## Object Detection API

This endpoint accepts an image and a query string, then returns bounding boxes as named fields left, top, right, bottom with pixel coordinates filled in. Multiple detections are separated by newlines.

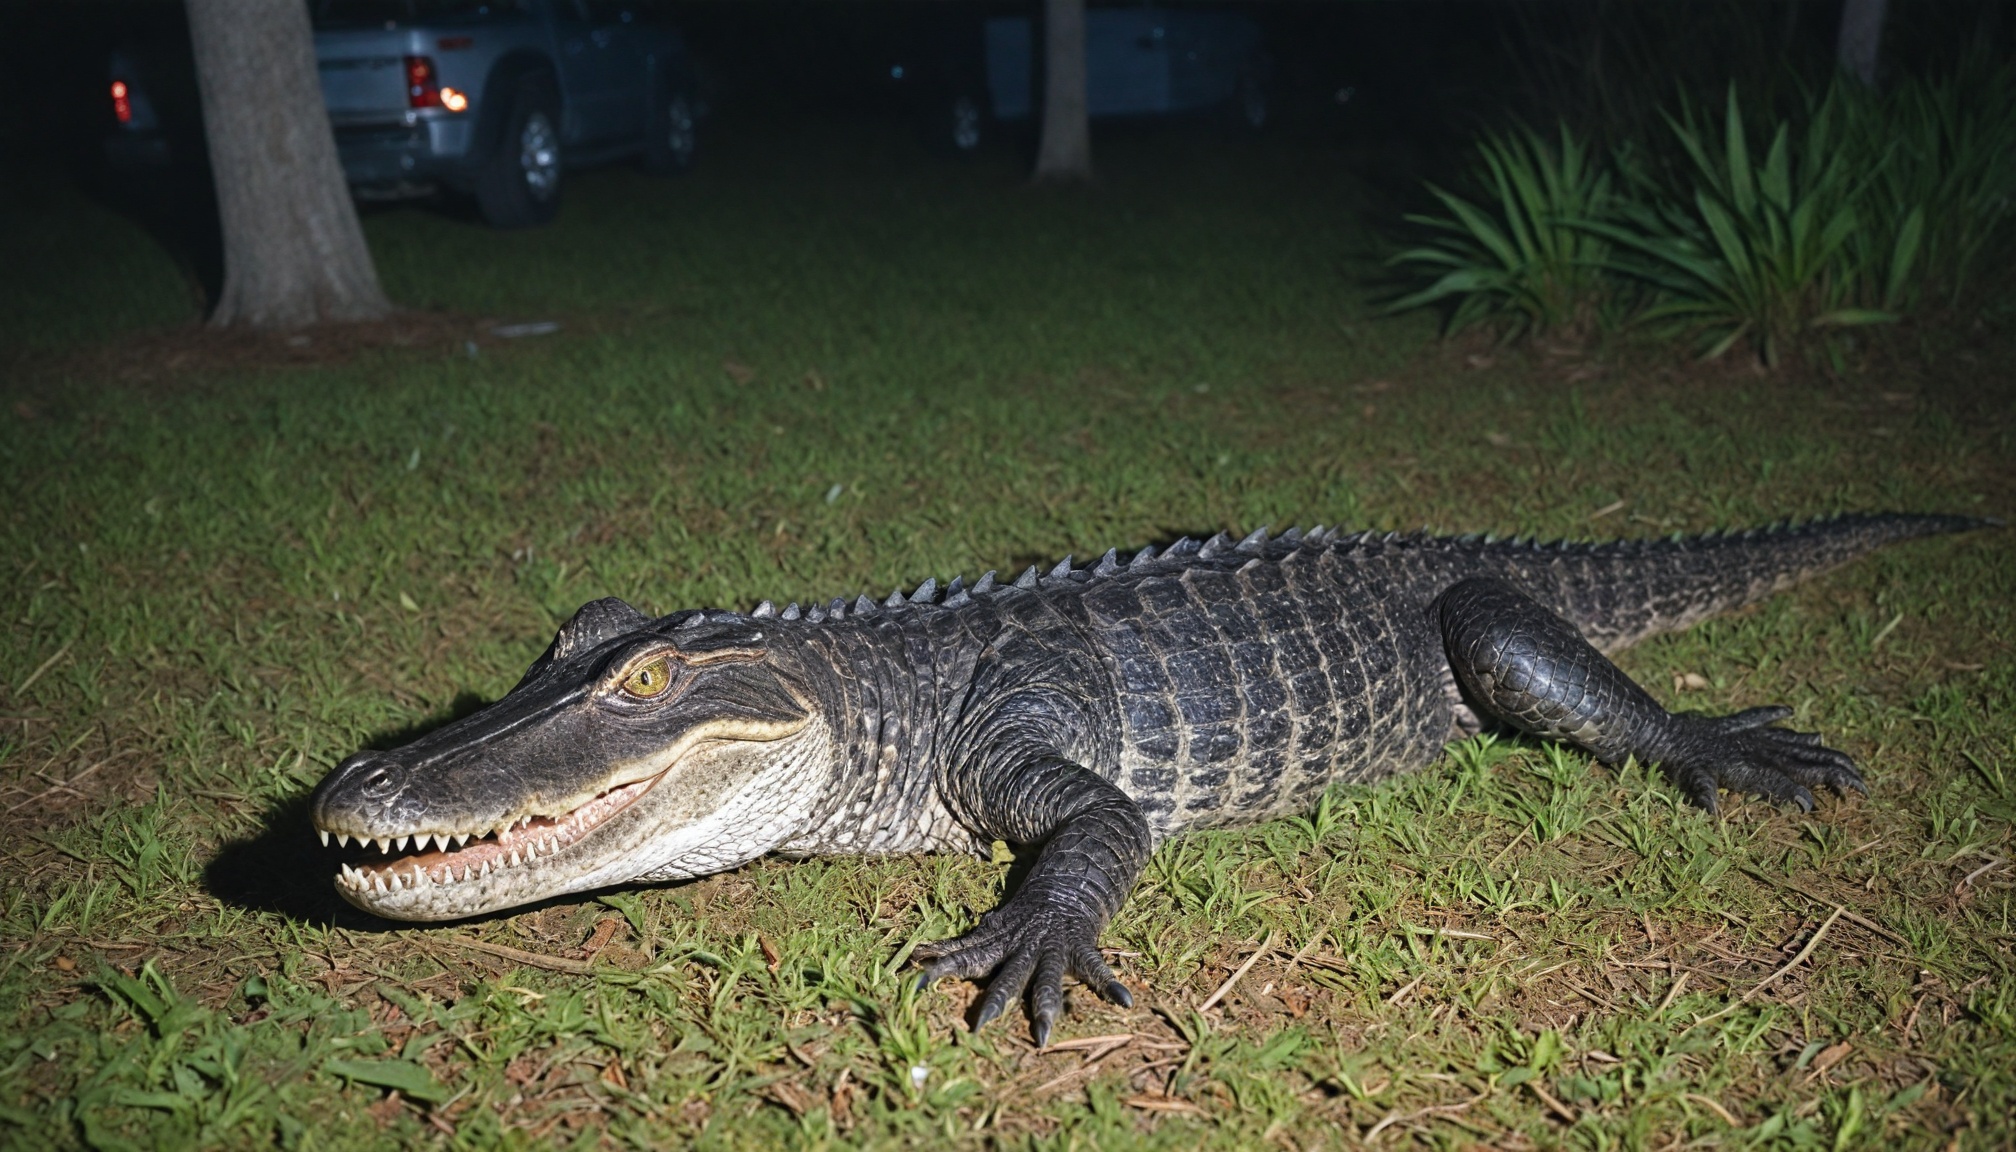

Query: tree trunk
left=1032, top=0, right=1091, bottom=182
left=185, top=0, right=391, bottom=328
left=1836, top=0, right=1888, bottom=87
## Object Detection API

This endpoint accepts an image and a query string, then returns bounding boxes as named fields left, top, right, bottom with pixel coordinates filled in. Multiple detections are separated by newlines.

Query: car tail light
left=111, top=79, right=132, bottom=124
left=404, top=55, right=440, bottom=108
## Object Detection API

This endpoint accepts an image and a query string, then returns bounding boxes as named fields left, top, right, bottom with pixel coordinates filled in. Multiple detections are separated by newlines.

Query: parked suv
left=107, top=0, right=701, bottom=227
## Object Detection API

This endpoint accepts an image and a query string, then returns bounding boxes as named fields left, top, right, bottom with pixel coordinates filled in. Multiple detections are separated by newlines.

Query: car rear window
left=313, top=0, right=529, bottom=28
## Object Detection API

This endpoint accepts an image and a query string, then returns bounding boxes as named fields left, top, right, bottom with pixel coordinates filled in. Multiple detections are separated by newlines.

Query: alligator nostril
left=316, top=751, right=400, bottom=808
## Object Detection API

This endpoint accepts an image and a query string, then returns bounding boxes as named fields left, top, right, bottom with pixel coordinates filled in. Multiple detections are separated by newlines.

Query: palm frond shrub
left=1389, top=69, right=2016, bottom=366
left=1837, top=61, right=2016, bottom=306
left=1585, top=87, right=1908, bottom=366
left=1385, top=124, right=1617, bottom=340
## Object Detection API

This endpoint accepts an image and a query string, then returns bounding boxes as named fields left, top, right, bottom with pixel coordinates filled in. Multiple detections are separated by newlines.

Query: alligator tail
left=1524, top=512, right=2000, bottom=652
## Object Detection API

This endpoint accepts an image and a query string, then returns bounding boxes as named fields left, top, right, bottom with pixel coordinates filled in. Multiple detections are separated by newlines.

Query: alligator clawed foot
left=913, top=898, right=1131, bottom=1046
left=1661, top=706, right=1866, bottom=816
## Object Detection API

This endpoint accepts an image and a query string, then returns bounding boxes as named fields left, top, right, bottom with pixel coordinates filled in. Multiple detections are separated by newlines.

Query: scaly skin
left=311, top=512, right=1993, bottom=1044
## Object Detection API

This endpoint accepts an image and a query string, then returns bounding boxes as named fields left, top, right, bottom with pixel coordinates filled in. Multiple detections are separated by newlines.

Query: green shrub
left=1592, top=87, right=1911, bottom=366
left=1389, top=66, right=2016, bottom=366
left=1837, top=60, right=2016, bottom=306
left=1384, top=123, right=1617, bottom=340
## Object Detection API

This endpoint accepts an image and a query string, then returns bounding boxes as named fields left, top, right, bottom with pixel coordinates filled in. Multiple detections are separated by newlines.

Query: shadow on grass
left=205, top=692, right=495, bottom=928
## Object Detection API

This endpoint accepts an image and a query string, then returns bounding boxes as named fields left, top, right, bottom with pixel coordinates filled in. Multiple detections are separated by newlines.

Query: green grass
left=3, top=113, right=2014, bottom=1149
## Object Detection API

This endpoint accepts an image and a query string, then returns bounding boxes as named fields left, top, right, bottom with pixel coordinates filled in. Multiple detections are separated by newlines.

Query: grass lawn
left=2, top=111, right=2013, bottom=1149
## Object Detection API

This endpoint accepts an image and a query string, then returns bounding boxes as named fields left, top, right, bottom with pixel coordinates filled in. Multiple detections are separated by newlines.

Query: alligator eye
left=621, top=656, right=674, bottom=699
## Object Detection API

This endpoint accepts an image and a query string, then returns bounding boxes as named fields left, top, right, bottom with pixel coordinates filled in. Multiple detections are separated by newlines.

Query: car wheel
left=1237, top=73, right=1268, bottom=131
left=642, top=90, right=697, bottom=175
left=948, top=94, right=983, bottom=153
left=476, top=80, right=562, bottom=228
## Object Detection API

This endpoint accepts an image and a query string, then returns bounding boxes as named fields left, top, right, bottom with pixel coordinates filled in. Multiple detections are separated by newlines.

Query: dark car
left=107, top=0, right=702, bottom=227
left=881, top=5, right=1269, bottom=156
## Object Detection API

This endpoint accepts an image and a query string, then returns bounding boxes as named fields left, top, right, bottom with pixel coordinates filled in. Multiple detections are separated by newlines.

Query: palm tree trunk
left=185, top=0, right=391, bottom=328
left=1033, top=0, right=1092, bottom=182
left=1836, top=0, right=1888, bottom=87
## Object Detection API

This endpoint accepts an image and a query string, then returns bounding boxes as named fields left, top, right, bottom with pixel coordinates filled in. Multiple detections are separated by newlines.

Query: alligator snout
left=311, top=750, right=415, bottom=837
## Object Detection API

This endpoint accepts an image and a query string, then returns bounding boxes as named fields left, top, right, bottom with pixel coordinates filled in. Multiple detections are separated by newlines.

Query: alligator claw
left=913, top=897, right=1131, bottom=1042
left=1661, top=708, right=1865, bottom=815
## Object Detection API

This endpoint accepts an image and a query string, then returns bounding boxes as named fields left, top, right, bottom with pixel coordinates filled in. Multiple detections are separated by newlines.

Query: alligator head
left=309, top=598, right=826, bottom=920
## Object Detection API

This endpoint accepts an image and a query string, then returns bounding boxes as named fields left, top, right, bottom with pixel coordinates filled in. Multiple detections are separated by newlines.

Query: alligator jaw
left=320, top=768, right=666, bottom=917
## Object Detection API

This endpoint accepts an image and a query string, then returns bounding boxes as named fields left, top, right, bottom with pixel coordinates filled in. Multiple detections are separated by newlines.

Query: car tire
left=947, top=93, right=983, bottom=153
left=1236, top=72, right=1268, bottom=132
left=924, top=92, right=984, bottom=157
left=641, top=88, right=697, bottom=175
left=475, top=78, right=562, bottom=229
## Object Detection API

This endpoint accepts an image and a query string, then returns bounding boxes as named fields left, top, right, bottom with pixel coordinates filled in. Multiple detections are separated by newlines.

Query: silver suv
left=110, top=0, right=701, bottom=228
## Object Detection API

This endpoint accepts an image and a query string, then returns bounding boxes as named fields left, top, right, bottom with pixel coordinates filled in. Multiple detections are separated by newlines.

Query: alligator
left=311, top=512, right=1989, bottom=1042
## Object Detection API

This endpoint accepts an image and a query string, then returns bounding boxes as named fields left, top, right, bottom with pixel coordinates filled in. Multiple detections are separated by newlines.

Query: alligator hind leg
left=1437, top=578, right=1865, bottom=815
left=913, top=756, right=1146, bottom=1046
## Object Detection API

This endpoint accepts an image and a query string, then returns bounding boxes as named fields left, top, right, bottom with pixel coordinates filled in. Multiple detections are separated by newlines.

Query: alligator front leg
left=1438, top=578, right=1865, bottom=814
left=913, top=756, right=1147, bottom=1045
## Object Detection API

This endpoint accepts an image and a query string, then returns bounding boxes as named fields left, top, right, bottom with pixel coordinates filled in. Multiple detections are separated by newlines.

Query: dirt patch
left=6, top=308, right=565, bottom=405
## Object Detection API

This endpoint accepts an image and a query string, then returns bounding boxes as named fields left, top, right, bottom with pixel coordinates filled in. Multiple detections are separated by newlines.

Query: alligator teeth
left=455, top=833, right=469, bottom=848
left=319, top=829, right=330, bottom=847
left=337, top=833, right=352, bottom=849
left=459, top=864, right=473, bottom=882
left=371, top=873, right=388, bottom=893
left=508, top=849, right=522, bottom=867
left=411, top=866, right=427, bottom=887
left=479, top=860, right=492, bottom=877
left=395, top=835, right=410, bottom=852
left=340, top=862, right=358, bottom=883
left=541, top=835, right=557, bottom=855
